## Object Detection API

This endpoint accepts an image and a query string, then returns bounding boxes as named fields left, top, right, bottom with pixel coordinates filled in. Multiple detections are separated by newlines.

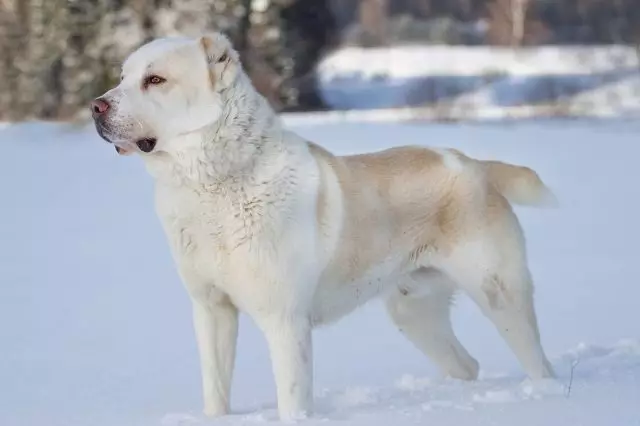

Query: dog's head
left=91, top=33, right=241, bottom=155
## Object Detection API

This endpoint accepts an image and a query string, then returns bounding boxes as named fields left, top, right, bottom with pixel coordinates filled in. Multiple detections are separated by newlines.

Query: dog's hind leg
left=437, top=232, right=555, bottom=380
left=386, top=270, right=479, bottom=380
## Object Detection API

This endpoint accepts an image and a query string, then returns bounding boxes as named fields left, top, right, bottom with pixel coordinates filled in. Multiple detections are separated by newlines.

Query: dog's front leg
left=259, top=315, right=313, bottom=420
left=191, top=294, right=239, bottom=417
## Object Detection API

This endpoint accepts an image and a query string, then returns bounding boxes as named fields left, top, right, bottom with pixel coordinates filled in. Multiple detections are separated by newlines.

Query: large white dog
left=91, top=32, right=557, bottom=420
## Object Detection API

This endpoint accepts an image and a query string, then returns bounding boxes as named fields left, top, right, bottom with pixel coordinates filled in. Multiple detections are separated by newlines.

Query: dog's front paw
left=203, top=404, right=229, bottom=418
left=278, top=408, right=311, bottom=423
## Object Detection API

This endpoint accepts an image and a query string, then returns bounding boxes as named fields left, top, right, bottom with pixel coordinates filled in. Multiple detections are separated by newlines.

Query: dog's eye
left=143, top=75, right=166, bottom=89
left=217, top=53, right=228, bottom=63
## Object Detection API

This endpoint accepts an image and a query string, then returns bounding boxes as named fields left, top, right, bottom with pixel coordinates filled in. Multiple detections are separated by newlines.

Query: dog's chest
left=155, top=184, right=274, bottom=282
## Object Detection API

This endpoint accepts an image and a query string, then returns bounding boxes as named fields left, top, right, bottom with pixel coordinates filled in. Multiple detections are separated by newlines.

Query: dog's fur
left=92, top=32, right=557, bottom=420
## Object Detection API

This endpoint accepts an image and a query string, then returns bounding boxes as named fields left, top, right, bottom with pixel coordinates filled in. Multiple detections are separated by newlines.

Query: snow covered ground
left=1, top=118, right=639, bottom=426
left=317, top=46, right=640, bottom=117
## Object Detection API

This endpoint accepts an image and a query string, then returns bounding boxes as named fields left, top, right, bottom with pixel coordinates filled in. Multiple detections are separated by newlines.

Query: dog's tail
left=482, top=160, right=558, bottom=207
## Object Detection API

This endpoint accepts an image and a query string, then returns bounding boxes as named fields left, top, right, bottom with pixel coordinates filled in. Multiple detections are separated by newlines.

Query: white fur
left=92, top=33, right=556, bottom=421
left=432, top=147, right=464, bottom=172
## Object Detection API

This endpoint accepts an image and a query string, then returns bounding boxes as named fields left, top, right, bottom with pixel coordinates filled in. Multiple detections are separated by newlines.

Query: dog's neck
left=142, top=73, right=293, bottom=189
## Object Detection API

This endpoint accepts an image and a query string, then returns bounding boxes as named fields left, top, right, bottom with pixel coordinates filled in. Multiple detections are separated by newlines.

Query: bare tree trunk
left=487, top=0, right=531, bottom=46
left=32, top=0, right=67, bottom=118
left=511, top=0, right=529, bottom=46
left=2, top=0, right=32, bottom=119
left=0, top=1, right=18, bottom=119
left=358, top=0, right=388, bottom=46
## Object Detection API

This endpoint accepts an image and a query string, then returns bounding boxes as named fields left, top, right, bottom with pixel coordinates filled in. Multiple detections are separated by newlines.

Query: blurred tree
left=1, top=0, right=638, bottom=120
left=240, top=0, right=337, bottom=110
left=281, top=0, right=338, bottom=110
left=486, top=0, right=530, bottom=45
left=0, top=0, right=337, bottom=119
left=0, top=0, right=20, bottom=119
left=358, top=0, right=389, bottom=46
left=486, top=0, right=550, bottom=45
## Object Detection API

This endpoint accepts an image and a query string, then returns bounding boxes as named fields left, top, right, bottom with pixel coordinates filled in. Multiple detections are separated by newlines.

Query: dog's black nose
left=91, top=98, right=110, bottom=118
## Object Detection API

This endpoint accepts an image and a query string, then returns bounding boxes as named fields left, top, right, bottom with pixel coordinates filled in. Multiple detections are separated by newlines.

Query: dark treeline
left=0, top=0, right=638, bottom=120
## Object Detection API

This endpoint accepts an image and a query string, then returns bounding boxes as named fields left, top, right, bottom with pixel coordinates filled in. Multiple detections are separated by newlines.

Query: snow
left=1, top=118, right=639, bottom=426
left=318, top=46, right=640, bottom=80
left=317, top=45, right=640, bottom=115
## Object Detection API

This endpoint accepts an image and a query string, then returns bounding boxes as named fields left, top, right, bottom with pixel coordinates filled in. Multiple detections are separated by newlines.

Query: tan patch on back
left=307, top=143, right=470, bottom=284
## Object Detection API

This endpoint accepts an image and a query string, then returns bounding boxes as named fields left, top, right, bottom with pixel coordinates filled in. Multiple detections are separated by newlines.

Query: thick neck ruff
left=142, top=74, right=289, bottom=189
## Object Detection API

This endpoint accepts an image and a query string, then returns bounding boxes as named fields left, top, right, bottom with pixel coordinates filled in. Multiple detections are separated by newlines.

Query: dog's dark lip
left=136, top=138, right=157, bottom=153
left=93, top=121, right=155, bottom=153
left=94, top=122, right=113, bottom=143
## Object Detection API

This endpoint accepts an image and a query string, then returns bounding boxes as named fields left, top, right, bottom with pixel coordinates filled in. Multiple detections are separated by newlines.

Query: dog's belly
left=310, top=256, right=409, bottom=326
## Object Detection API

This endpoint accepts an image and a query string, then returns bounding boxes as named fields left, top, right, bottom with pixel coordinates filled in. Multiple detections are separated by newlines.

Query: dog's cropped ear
left=200, top=33, right=240, bottom=90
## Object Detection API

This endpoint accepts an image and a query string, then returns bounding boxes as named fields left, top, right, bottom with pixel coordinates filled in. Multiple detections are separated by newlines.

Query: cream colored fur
left=91, top=32, right=557, bottom=421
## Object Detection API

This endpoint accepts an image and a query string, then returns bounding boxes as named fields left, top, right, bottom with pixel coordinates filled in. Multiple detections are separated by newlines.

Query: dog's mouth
left=99, top=134, right=157, bottom=156
left=94, top=122, right=112, bottom=143
left=135, top=138, right=157, bottom=153
left=94, top=122, right=157, bottom=155
left=113, top=139, right=157, bottom=156
left=111, top=138, right=157, bottom=156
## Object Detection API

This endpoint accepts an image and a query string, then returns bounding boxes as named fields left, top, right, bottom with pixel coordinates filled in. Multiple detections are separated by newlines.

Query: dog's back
left=307, top=142, right=556, bottom=324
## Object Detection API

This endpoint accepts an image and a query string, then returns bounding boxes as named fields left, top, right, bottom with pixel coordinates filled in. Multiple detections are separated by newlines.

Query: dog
left=91, top=32, right=557, bottom=420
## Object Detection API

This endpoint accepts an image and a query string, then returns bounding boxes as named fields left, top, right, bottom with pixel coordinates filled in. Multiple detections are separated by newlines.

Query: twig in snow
left=565, top=359, right=580, bottom=398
